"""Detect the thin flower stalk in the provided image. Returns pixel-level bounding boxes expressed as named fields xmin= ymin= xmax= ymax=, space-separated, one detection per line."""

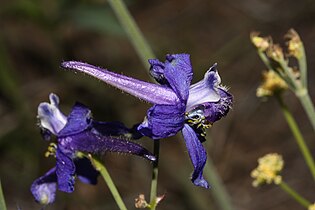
xmin=88 ymin=154 xmax=127 ymax=210
xmin=279 ymin=181 xmax=311 ymax=208
xmin=276 ymin=94 xmax=315 ymax=181
xmin=296 ymin=90 xmax=315 ymax=134
xmin=0 ymin=180 xmax=7 ymax=210
xmin=149 ymin=140 xmax=160 ymax=210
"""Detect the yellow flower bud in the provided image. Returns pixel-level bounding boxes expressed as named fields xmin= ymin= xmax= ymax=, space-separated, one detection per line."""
xmin=250 ymin=32 xmax=270 ymax=51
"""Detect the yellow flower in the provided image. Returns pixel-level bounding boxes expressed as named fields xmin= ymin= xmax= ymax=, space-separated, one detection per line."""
xmin=256 ymin=70 xmax=288 ymax=97
xmin=309 ymin=203 xmax=315 ymax=210
xmin=251 ymin=153 xmax=284 ymax=187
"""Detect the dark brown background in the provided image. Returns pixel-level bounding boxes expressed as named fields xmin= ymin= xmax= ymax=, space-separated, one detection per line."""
xmin=0 ymin=0 xmax=315 ymax=209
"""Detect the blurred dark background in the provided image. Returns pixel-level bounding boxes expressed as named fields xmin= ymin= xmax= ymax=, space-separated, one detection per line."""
xmin=1 ymin=0 xmax=315 ymax=209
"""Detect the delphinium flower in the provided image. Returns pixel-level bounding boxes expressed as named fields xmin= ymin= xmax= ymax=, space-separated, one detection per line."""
xmin=61 ymin=53 xmax=233 ymax=188
xmin=251 ymin=153 xmax=284 ymax=187
xmin=256 ymin=70 xmax=288 ymax=98
xmin=31 ymin=93 xmax=155 ymax=204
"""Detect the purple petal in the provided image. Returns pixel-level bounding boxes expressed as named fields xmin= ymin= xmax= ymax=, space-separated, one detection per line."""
xmin=149 ymin=54 xmax=193 ymax=101
xmin=59 ymin=129 xmax=156 ymax=162
xmin=61 ymin=61 xmax=179 ymax=105
xmin=163 ymin=54 xmax=193 ymax=101
xmin=58 ymin=103 xmax=92 ymax=137
xmin=186 ymin=64 xmax=222 ymax=111
xmin=148 ymin=59 xmax=168 ymax=85
xmin=182 ymin=124 xmax=209 ymax=188
xmin=31 ymin=167 xmax=57 ymax=204
xmin=56 ymin=148 xmax=76 ymax=193
xmin=74 ymin=158 xmax=99 ymax=185
xmin=203 ymin=88 xmax=233 ymax=123
xmin=38 ymin=93 xmax=67 ymax=135
xmin=138 ymin=104 xmax=185 ymax=139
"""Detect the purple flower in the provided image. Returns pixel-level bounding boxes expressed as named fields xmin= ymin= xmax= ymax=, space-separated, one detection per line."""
xmin=31 ymin=93 xmax=155 ymax=204
xmin=61 ymin=54 xmax=233 ymax=189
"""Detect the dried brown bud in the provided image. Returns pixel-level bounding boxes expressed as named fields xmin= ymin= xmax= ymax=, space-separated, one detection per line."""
xmin=135 ymin=194 xmax=148 ymax=209
xmin=256 ymin=70 xmax=288 ymax=97
xmin=267 ymin=44 xmax=285 ymax=62
xmin=285 ymin=29 xmax=303 ymax=59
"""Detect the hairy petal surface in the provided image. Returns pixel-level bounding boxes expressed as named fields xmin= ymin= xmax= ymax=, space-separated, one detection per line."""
xmin=61 ymin=61 xmax=179 ymax=105
xmin=60 ymin=129 xmax=156 ymax=161
xmin=182 ymin=124 xmax=209 ymax=188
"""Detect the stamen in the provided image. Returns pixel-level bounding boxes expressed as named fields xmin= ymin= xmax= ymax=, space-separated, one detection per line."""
xmin=45 ymin=143 xmax=57 ymax=158
xmin=185 ymin=108 xmax=212 ymax=141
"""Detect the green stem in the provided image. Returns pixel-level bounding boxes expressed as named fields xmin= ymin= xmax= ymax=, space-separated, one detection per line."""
xmin=257 ymin=50 xmax=273 ymax=71
xmin=279 ymin=181 xmax=311 ymax=208
xmin=298 ymin=44 xmax=307 ymax=88
xmin=107 ymin=0 xmax=155 ymax=69
xmin=149 ymin=140 xmax=160 ymax=210
xmin=276 ymin=95 xmax=315 ymax=181
xmin=204 ymin=158 xmax=234 ymax=210
xmin=91 ymin=156 xmax=127 ymax=210
xmin=0 ymin=180 xmax=7 ymax=210
xmin=296 ymin=88 xmax=315 ymax=133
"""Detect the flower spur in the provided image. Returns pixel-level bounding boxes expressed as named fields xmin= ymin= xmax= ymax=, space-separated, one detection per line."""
xmin=62 ymin=53 xmax=233 ymax=188
xmin=31 ymin=93 xmax=155 ymax=204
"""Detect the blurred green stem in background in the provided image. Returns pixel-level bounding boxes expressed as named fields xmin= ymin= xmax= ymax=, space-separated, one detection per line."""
xmin=204 ymin=151 xmax=234 ymax=210
xmin=279 ymin=181 xmax=310 ymax=208
xmin=0 ymin=180 xmax=7 ymax=210
xmin=107 ymin=0 xmax=155 ymax=69
xmin=276 ymin=94 xmax=315 ymax=181
xmin=77 ymin=152 xmax=128 ymax=210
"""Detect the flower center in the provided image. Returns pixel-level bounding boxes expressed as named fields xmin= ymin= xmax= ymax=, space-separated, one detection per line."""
xmin=185 ymin=107 xmax=212 ymax=141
